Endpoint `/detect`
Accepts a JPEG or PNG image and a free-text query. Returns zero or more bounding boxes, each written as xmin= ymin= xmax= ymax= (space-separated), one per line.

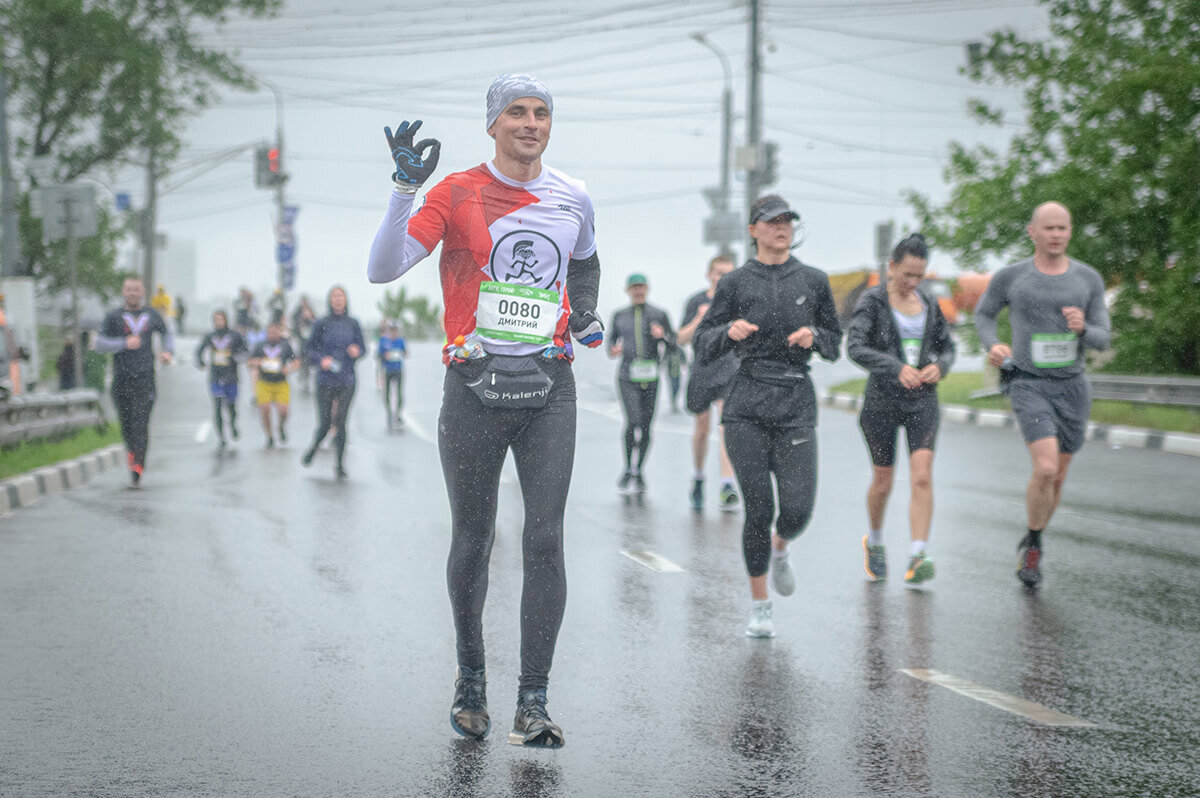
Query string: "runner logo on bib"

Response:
xmin=475 ymin=282 xmax=559 ymax=345
xmin=1031 ymin=332 xmax=1077 ymax=368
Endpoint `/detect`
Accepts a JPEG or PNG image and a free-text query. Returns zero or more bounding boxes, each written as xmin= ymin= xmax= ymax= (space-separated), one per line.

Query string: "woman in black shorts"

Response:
xmin=847 ymin=233 xmax=955 ymax=585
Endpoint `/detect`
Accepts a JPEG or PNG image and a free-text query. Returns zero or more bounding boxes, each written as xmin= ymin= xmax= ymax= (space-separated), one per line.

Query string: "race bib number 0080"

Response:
xmin=475 ymin=282 xmax=559 ymax=345
xmin=1031 ymin=332 xmax=1078 ymax=368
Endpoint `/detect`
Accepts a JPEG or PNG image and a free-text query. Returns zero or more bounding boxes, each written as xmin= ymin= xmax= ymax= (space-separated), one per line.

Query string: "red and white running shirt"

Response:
xmin=368 ymin=161 xmax=596 ymax=361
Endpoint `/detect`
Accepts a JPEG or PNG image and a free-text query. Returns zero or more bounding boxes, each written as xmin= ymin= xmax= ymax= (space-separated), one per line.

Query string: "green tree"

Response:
xmin=1 ymin=0 xmax=280 ymax=295
xmin=908 ymin=0 xmax=1200 ymax=374
xmin=378 ymin=285 xmax=443 ymax=341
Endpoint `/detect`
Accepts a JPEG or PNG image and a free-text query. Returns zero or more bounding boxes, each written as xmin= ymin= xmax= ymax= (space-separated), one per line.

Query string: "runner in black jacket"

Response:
xmin=847 ymin=233 xmax=954 ymax=585
xmin=694 ymin=195 xmax=841 ymax=639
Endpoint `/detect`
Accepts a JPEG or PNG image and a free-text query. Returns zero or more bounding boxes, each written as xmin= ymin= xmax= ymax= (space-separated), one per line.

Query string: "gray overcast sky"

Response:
xmin=123 ymin=0 xmax=1048 ymax=325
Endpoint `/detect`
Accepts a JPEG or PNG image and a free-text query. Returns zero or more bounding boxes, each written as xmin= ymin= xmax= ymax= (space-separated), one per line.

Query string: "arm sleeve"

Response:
xmin=566 ymin=251 xmax=600 ymax=317
xmin=973 ymin=271 xmax=1008 ymax=351
xmin=93 ymin=335 xmax=127 ymax=353
xmin=846 ymin=297 xmax=903 ymax=377
xmin=810 ymin=275 xmax=842 ymax=362
xmin=694 ymin=277 xmax=737 ymax=365
xmin=367 ymin=188 xmax=434 ymax=283
xmin=1080 ymin=271 xmax=1112 ymax=351
xmin=607 ymin=310 xmax=621 ymax=354
xmin=233 ymin=333 xmax=250 ymax=363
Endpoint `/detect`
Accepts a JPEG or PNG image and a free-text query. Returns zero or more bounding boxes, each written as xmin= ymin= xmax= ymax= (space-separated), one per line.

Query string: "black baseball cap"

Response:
xmin=750 ymin=195 xmax=800 ymax=225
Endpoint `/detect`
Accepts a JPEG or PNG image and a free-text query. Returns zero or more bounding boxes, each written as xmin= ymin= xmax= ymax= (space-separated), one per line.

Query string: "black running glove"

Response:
xmin=384 ymin=120 xmax=441 ymax=191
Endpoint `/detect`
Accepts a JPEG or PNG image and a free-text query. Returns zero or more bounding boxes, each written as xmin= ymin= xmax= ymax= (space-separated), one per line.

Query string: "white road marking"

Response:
xmin=620 ymin=550 xmax=685 ymax=573
xmin=194 ymin=422 xmax=211 ymax=443
xmin=899 ymin=668 xmax=1097 ymax=727
xmin=399 ymin=412 xmax=434 ymax=444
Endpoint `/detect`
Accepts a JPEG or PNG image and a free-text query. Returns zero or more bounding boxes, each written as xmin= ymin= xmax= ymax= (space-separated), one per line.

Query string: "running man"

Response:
xmin=194 ymin=310 xmax=248 ymax=447
xmin=677 ymin=254 xmax=740 ymax=512
xmin=694 ymin=195 xmax=841 ymax=638
xmin=95 ymin=277 xmax=174 ymax=484
xmin=249 ymin=321 xmax=299 ymax=448
xmin=975 ymin=201 xmax=1110 ymax=587
xmin=608 ymin=272 xmax=674 ymax=494
xmin=378 ymin=319 xmax=408 ymax=428
xmin=847 ymin=233 xmax=955 ymax=585
xmin=367 ymin=73 xmax=604 ymax=748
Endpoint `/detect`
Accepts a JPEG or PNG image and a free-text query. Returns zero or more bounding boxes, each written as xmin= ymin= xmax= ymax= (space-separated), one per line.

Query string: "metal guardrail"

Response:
xmin=1087 ymin=375 xmax=1200 ymax=406
xmin=971 ymin=374 xmax=1200 ymax=406
xmin=0 ymin=388 xmax=107 ymax=447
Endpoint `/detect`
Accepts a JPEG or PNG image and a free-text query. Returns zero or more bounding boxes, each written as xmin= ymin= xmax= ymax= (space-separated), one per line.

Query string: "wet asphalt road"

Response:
xmin=2 ymin=340 xmax=1199 ymax=798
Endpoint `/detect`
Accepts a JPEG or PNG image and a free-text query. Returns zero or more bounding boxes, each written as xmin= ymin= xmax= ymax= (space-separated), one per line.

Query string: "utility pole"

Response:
xmin=693 ymin=33 xmax=737 ymax=258
xmin=0 ymin=56 xmax=21 ymax=278
xmin=745 ymin=0 xmax=763 ymax=260
xmin=142 ymin=140 xmax=158 ymax=292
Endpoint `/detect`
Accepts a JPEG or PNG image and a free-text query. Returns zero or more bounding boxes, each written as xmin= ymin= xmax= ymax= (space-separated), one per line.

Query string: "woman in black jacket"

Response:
xmin=695 ymin=195 xmax=842 ymax=639
xmin=847 ymin=233 xmax=955 ymax=585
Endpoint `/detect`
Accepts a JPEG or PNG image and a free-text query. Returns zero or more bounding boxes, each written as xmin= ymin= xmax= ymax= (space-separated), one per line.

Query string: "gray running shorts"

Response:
xmin=1008 ymin=373 xmax=1091 ymax=454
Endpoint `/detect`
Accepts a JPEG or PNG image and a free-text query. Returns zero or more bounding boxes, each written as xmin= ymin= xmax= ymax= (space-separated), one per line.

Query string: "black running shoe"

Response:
xmin=230 ymin=422 xmax=239 ymax=440
xmin=633 ymin=474 xmax=647 ymax=494
xmin=302 ymin=447 xmax=315 ymax=467
xmin=450 ymin=665 xmax=490 ymax=740
xmin=617 ymin=470 xmax=632 ymax=493
xmin=335 ymin=465 xmax=348 ymax=480
xmin=1017 ymin=534 xmax=1042 ymax=588
xmin=690 ymin=478 xmax=703 ymax=510
xmin=266 ymin=437 xmax=275 ymax=449
xmin=508 ymin=689 xmax=564 ymax=749
xmin=278 ymin=424 xmax=287 ymax=443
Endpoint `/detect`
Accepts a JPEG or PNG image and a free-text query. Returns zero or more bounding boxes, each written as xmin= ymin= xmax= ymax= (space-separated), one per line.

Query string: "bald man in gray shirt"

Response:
xmin=975 ymin=201 xmax=1111 ymax=588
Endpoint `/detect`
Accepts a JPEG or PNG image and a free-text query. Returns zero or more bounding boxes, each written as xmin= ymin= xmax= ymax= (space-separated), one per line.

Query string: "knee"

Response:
xmin=869 ymin=469 xmax=894 ymax=494
xmin=910 ymin=471 xmax=932 ymax=493
xmin=1031 ymin=461 xmax=1058 ymax=486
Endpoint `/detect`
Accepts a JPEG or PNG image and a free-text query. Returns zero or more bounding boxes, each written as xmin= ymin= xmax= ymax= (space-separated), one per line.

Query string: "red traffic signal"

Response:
xmin=267 ymin=148 xmax=281 ymax=174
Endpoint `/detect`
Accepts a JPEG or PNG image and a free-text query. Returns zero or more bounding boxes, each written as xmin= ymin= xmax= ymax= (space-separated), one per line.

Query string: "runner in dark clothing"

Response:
xmin=301 ymin=286 xmax=365 ymax=479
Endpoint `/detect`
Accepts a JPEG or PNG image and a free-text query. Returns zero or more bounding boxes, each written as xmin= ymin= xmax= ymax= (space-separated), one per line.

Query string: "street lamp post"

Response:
xmin=692 ymin=33 xmax=736 ymax=257
xmin=261 ymin=81 xmax=289 ymax=314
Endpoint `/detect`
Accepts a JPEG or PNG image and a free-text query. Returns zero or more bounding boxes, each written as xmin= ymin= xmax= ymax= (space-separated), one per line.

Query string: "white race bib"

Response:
xmin=902 ymin=338 xmax=921 ymax=368
xmin=1031 ymin=333 xmax=1077 ymax=368
xmin=213 ymin=349 xmax=231 ymax=366
xmin=261 ymin=358 xmax=282 ymax=374
xmin=629 ymin=359 xmax=659 ymax=383
xmin=474 ymin=282 xmax=559 ymax=345
xmin=385 ymin=350 xmax=404 ymax=362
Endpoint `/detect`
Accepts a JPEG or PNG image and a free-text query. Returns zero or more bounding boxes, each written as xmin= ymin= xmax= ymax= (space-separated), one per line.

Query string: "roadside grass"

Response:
xmin=0 ymin=425 xmax=123 ymax=481
xmin=830 ymin=372 xmax=1200 ymax=435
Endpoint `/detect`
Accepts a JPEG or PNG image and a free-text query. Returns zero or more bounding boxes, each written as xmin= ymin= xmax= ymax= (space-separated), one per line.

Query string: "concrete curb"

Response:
xmin=820 ymin=391 xmax=1200 ymax=459
xmin=0 ymin=444 xmax=124 ymax=517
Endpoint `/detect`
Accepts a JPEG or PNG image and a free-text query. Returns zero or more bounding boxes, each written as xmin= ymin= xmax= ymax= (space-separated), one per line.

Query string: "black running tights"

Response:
xmin=311 ymin=382 xmax=355 ymax=464
xmin=112 ymin=373 xmax=155 ymax=467
xmin=618 ymin=378 xmax=658 ymax=471
xmin=724 ymin=421 xmax=818 ymax=577
xmin=439 ymin=360 xmax=576 ymax=692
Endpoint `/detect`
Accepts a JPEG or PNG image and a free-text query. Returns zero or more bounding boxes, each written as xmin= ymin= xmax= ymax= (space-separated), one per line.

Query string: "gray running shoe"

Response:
xmin=771 ymin=551 xmax=796 ymax=596
xmin=1017 ymin=534 xmax=1042 ymax=588
xmin=745 ymin=601 xmax=775 ymax=638
xmin=509 ymin=689 xmax=564 ymax=748
xmin=862 ymin=535 xmax=887 ymax=581
xmin=690 ymin=478 xmax=704 ymax=510
xmin=450 ymin=665 xmax=490 ymax=740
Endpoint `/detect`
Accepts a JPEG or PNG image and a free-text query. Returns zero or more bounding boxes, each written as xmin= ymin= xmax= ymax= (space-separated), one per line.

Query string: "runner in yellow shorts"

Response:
xmin=248 ymin=321 xmax=300 ymax=448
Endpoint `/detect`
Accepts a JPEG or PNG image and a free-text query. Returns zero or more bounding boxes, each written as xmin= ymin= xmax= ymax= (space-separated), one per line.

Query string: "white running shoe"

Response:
xmin=745 ymin=601 xmax=775 ymax=638
xmin=771 ymin=551 xmax=796 ymax=597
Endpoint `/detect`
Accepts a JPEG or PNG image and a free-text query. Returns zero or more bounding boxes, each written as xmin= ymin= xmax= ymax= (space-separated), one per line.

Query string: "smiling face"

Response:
xmin=489 ymin=97 xmax=551 ymax=165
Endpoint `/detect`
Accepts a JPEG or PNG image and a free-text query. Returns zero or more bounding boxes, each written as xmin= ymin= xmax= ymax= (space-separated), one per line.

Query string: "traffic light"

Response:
xmin=760 ymin=141 xmax=779 ymax=188
xmin=254 ymin=144 xmax=285 ymax=188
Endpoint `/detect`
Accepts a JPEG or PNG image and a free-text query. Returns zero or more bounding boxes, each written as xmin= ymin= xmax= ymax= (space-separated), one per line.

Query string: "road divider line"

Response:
xmin=400 ymin=413 xmax=435 ymax=444
xmin=899 ymin=668 xmax=1097 ymax=727
xmin=620 ymin=549 xmax=685 ymax=573
xmin=194 ymin=422 xmax=211 ymax=443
